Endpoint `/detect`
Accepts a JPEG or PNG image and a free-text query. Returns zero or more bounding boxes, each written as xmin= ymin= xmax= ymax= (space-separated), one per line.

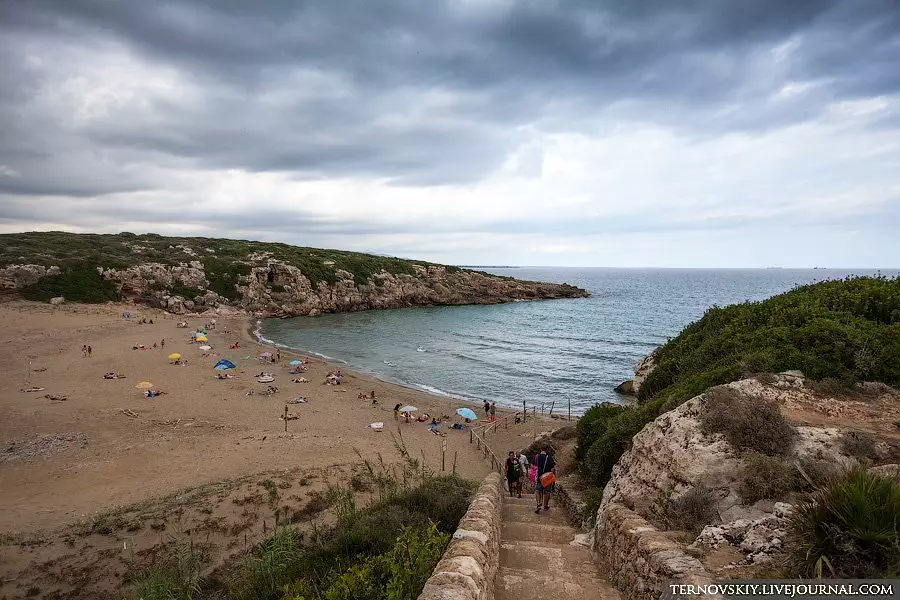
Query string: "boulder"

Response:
xmin=632 ymin=348 xmax=660 ymax=396
xmin=615 ymin=380 xmax=635 ymax=395
xmin=49 ymin=296 xmax=65 ymax=305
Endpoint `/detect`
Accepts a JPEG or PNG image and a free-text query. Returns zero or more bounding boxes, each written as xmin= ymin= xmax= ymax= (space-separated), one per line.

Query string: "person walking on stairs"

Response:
xmin=533 ymin=449 xmax=556 ymax=514
xmin=505 ymin=451 xmax=522 ymax=498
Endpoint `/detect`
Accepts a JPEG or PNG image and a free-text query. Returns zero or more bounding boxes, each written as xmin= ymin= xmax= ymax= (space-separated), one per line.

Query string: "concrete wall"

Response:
xmin=594 ymin=503 xmax=713 ymax=600
xmin=418 ymin=472 xmax=503 ymax=600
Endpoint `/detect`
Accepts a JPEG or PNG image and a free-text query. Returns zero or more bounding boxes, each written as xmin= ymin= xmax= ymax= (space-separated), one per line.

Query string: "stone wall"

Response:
xmin=418 ymin=472 xmax=503 ymax=600
xmin=554 ymin=475 xmax=588 ymax=529
xmin=595 ymin=503 xmax=713 ymax=600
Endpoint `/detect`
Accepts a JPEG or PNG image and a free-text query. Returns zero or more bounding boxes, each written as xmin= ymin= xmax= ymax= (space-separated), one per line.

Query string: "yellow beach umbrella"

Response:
xmin=135 ymin=381 xmax=154 ymax=389
xmin=168 ymin=353 xmax=182 ymax=360
xmin=195 ymin=336 xmax=208 ymax=342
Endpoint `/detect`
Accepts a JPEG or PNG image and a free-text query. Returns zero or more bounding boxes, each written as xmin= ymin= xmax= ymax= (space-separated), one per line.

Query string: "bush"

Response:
xmin=283 ymin=524 xmax=450 ymax=600
xmin=839 ymin=431 xmax=879 ymax=462
xmin=576 ymin=403 xmax=626 ymax=460
xmin=700 ymin=388 xmax=797 ymax=456
xmin=656 ymin=486 xmax=719 ymax=534
xmin=21 ymin=266 xmax=120 ymax=303
xmin=227 ymin=527 xmax=304 ymax=600
xmin=786 ymin=468 xmax=900 ymax=578
xmin=128 ymin=538 xmax=208 ymax=600
xmin=740 ymin=453 xmax=801 ymax=504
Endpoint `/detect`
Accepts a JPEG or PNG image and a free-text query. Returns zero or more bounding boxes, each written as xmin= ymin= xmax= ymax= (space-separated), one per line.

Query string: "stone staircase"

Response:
xmin=497 ymin=493 xmax=621 ymax=600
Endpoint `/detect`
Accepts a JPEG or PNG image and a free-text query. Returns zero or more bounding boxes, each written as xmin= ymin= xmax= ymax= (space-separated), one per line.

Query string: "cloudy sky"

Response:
xmin=1 ymin=0 xmax=898 ymax=267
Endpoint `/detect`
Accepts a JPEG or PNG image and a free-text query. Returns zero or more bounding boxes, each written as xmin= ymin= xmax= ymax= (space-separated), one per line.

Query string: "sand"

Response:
xmin=0 ymin=299 xmax=557 ymax=598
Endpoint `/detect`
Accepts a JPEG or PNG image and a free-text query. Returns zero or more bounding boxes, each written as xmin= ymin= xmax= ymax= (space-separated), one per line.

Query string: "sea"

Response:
xmin=257 ymin=268 xmax=898 ymax=416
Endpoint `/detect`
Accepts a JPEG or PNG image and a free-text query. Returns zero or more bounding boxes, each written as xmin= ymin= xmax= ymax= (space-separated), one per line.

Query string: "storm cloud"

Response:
xmin=0 ymin=0 xmax=898 ymax=266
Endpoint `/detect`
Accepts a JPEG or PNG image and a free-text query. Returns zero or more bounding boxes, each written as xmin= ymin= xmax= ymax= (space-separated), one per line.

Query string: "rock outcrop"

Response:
xmin=614 ymin=348 xmax=659 ymax=397
xmin=7 ymin=257 xmax=587 ymax=317
xmin=0 ymin=264 xmax=61 ymax=289
xmin=593 ymin=374 xmax=900 ymax=580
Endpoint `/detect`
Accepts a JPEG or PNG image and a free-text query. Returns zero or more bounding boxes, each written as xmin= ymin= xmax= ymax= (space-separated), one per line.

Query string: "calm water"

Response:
xmin=258 ymin=268 xmax=898 ymax=415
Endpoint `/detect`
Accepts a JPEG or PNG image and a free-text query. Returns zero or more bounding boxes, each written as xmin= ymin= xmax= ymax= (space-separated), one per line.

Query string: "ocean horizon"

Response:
xmin=258 ymin=267 xmax=899 ymax=415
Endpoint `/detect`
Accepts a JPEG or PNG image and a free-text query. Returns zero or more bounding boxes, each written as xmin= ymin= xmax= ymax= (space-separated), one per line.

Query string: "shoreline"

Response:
xmin=244 ymin=316 xmax=504 ymax=414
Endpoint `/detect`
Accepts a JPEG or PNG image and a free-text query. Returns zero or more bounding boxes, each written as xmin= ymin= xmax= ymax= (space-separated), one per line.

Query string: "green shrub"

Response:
xmin=576 ymin=403 xmax=626 ymax=460
xmin=270 ymin=284 xmax=286 ymax=293
xmin=128 ymin=538 xmax=208 ymax=600
xmin=21 ymin=266 xmax=120 ymax=303
xmin=740 ymin=453 xmax=801 ymax=503
xmin=283 ymin=524 xmax=450 ymax=600
xmin=786 ymin=468 xmax=900 ymax=578
xmin=227 ymin=527 xmax=304 ymax=600
xmin=699 ymin=388 xmax=797 ymax=456
xmin=169 ymin=283 xmax=204 ymax=299
xmin=655 ymin=486 xmax=719 ymax=534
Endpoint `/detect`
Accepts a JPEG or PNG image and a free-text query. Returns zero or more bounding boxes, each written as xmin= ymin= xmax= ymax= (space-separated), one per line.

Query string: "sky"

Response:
xmin=1 ymin=0 xmax=898 ymax=268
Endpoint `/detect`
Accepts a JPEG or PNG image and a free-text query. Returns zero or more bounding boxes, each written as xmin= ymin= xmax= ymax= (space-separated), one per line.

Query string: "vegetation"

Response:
xmin=653 ymin=486 xmax=719 ymax=534
xmin=786 ymin=468 xmax=900 ymax=578
xmin=576 ymin=276 xmax=900 ymax=489
xmin=740 ymin=453 xmax=802 ymax=504
xmin=699 ymin=388 xmax=797 ymax=456
xmin=128 ymin=538 xmax=208 ymax=600
xmin=20 ymin=265 xmax=121 ymax=303
xmin=1 ymin=232 xmax=481 ymax=298
xmin=838 ymin=431 xmax=879 ymax=463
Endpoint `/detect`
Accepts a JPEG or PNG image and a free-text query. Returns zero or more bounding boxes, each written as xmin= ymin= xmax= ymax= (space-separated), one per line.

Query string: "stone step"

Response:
xmin=500 ymin=539 xmax=596 ymax=572
xmin=501 ymin=521 xmax=577 ymax=544
xmin=496 ymin=566 xmax=621 ymax=600
xmin=503 ymin=503 xmax=570 ymax=526
xmin=503 ymin=494 xmax=539 ymax=506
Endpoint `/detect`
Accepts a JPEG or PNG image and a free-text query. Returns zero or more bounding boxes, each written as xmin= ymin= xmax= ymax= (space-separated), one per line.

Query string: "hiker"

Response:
xmin=533 ymin=449 xmax=556 ymax=514
xmin=505 ymin=451 xmax=522 ymax=498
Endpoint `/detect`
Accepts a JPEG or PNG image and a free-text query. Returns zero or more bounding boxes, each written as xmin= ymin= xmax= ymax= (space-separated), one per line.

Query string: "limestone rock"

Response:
xmin=0 ymin=264 xmax=61 ymax=289
xmin=632 ymin=347 xmax=660 ymax=396
xmin=49 ymin=296 xmax=65 ymax=305
xmin=615 ymin=380 xmax=635 ymax=395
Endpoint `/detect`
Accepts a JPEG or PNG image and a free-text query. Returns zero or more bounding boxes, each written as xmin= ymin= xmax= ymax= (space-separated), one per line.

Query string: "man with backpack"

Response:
xmin=533 ymin=449 xmax=556 ymax=514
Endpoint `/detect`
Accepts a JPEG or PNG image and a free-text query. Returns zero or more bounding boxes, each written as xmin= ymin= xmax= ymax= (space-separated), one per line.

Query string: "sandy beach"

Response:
xmin=0 ymin=299 xmax=556 ymax=598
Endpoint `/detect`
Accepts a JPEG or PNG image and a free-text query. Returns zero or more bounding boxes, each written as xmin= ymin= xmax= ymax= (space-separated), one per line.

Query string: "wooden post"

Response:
xmin=568 ymin=397 xmax=571 ymax=421
xmin=470 ymin=429 xmax=473 ymax=443
xmin=522 ymin=400 xmax=527 ymax=422
xmin=453 ymin=451 xmax=458 ymax=475
xmin=549 ymin=401 xmax=555 ymax=417
xmin=283 ymin=405 xmax=288 ymax=432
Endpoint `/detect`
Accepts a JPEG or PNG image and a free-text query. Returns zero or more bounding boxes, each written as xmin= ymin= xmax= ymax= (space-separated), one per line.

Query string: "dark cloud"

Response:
xmin=0 ymin=0 xmax=897 ymax=197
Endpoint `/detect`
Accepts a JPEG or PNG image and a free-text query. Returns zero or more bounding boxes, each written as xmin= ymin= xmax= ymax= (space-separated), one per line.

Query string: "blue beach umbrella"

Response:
xmin=288 ymin=360 xmax=302 ymax=366
xmin=214 ymin=359 xmax=237 ymax=370
xmin=456 ymin=407 xmax=478 ymax=421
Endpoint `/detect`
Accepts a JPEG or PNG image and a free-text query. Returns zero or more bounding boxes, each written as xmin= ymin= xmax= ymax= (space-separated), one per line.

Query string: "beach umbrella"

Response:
xmin=135 ymin=381 xmax=154 ymax=389
xmin=456 ymin=407 xmax=478 ymax=420
xmin=288 ymin=360 xmax=302 ymax=366
xmin=199 ymin=345 xmax=212 ymax=351
xmin=399 ymin=405 xmax=418 ymax=413
xmin=214 ymin=359 xmax=236 ymax=370
xmin=168 ymin=353 xmax=181 ymax=360
xmin=195 ymin=336 xmax=208 ymax=342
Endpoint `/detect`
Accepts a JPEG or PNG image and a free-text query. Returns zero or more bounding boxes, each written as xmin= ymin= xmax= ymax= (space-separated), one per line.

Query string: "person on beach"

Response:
xmin=394 ymin=403 xmax=402 ymax=419
xmin=87 ymin=345 xmax=92 ymax=357
xmin=533 ymin=449 xmax=556 ymax=514
xmin=505 ymin=451 xmax=522 ymax=498
xmin=490 ymin=402 xmax=497 ymax=420
xmin=161 ymin=339 xmax=165 ymax=349
xmin=82 ymin=345 xmax=87 ymax=358
xmin=483 ymin=400 xmax=490 ymax=417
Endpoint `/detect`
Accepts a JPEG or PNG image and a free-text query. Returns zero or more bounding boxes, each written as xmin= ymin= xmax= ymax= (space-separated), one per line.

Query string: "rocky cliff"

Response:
xmin=0 ymin=232 xmax=588 ymax=316
xmin=594 ymin=373 xmax=900 ymax=580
